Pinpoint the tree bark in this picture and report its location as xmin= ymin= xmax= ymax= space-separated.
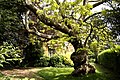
xmin=70 ymin=38 xmax=95 ymax=76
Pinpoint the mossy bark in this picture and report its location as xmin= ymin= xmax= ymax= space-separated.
xmin=70 ymin=39 xmax=95 ymax=76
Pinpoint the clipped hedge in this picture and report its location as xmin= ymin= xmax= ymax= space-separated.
xmin=98 ymin=45 xmax=120 ymax=73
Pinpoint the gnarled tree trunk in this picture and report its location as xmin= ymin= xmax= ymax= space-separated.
xmin=70 ymin=38 xmax=95 ymax=76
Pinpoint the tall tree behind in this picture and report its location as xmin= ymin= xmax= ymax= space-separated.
xmin=0 ymin=0 xmax=28 ymax=48
xmin=102 ymin=1 xmax=120 ymax=40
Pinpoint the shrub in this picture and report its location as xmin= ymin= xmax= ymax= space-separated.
xmin=98 ymin=45 xmax=120 ymax=73
xmin=49 ymin=54 xmax=73 ymax=67
xmin=34 ymin=56 xmax=50 ymax=67
xmin=49 ymin=54 xmax=64 ymax=67
xmin=0 ymin=42 xmax=22 ymax=67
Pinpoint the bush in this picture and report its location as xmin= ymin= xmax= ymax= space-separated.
xmin=0 ymin=42 xmax=22 ymax=68
xmin=98 ymin=45 xmax=120 ymax=73
xmin=49 ymin=54 xmax=64 ymax=67
xmin=49 ymin=54 xmax=73 ymax=67
xmin=34 ymin=56 xmax=50 ymax=67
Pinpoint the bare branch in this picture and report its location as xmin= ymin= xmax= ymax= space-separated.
xmin=83 ymin=12 xmax=101 ymax=22
xmin=55 ymin=0 xmax=60 ymax=5
xmin=93 ymin=0 xmax=108 ymax=8
xmin=25 ymin=10 xmax=34 ymax=33
xmin=83 ymin=0 xmax=89 ymax=5
xmin=63 ymin=0 xmax=66 ymax=3
xmin=24 ymin=10 xmax=59 ymax=40
xmin=84 ymin=23 xmax=93 ymax=47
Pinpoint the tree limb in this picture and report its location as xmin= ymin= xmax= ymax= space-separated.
xmin=83 ymin=12 xmax=101 ymax=22
xmin=55 ymin=0 xmax=60 ymax=5
xmin=84 ymin=23 xmax=93 ymax=47
xmin=83 ymin=0 xmax=88 ymax=5
xmin=25 ymin=1 xmax=73 ymax=36
xmin=93 ymin=0 xmax=109 ymax=8
xmin=24 ymin=10 xmax=59 ymax=40
xmin=83 ymin=0 xmax=110 ymax=22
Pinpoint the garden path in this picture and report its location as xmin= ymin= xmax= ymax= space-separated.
xmin=0 ymin=67 xmax=44 ymax=80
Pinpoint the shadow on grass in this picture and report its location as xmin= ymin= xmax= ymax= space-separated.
xmin=37 ymin=65 xmax=120 ymax=80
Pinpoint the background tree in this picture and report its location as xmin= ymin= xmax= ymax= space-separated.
xmin=0 ymin=0 xmax=29 ymax=48
xmin=102 ymin=1 xmax=120 ymax=41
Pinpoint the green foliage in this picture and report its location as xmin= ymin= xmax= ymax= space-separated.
xmin=101 ymin=2 xmax=120 ymax=39
xmin=0 ymin=0 xmax=28 ymax=47
xmin=63 ymin=56 xmax=73 ymax=67
xmin=90 ymin=40 xmax=98 ymax=52
xmin=98 ymin=45 xmax=120 ymax=73
xmin=49 ymin=54 xmax=73 ymax=67
xmin=49 ymin=54 xmax=65 ymax=67
xmin=34 ymin=56 xmax=50 ymax=67
xmin=0 ymin=42 xmax=22 ymax=67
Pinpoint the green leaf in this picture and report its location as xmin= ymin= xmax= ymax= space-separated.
xmin=1 ymin=48 xmax=6 ymax=54
xmin=0 ymin=54 xmax=5 ymax=60
xmin=36 ymin=10 xmax=43 ymax=15
xmin=102 ymin=10 xmax=107 ymax=15
xmin=0 ymin=64 xmax=3 ymax=67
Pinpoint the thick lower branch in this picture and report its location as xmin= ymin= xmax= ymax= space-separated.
xmin=25 ymin=2 xmax=73 ymax=36
xmin=24 ymin=10 xmax=59 ymax=40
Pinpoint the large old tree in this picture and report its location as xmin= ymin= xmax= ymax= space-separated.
xmin=22 ymin=0 xmax=114 ymax=76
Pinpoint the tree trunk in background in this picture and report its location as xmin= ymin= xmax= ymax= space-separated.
xmin=70 ymin=38 xmax=95 ymax=76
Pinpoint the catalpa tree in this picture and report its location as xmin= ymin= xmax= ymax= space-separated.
xmin=23 ymin=0 xmax=113 ymax=76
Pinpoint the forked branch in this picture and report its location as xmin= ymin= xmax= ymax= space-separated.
xmin=25 ymin=0 xmax=73 ymax=36
xmin=24 ymin=10 xmax=59 ymax=40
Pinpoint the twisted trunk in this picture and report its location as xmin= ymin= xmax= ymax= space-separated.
xmin=70 ymin=38 xmax=95 ymax=76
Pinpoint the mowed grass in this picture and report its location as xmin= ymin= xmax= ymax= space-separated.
xmin=37 ymin=64 xmax=120 ymax=80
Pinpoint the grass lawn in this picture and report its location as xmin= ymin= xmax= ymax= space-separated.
xmin=0 ymin=63 xmax=120 ymax=80
xmin=37 ymin=63 xmax=120 ymax=80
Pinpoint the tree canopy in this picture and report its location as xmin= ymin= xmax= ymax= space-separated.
xmin=22 ymin=0 xmax=118 ymax=48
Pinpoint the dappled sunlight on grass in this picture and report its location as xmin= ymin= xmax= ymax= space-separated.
xmin=1 ymin=65 xmax=120 ymax=80
xmin=37 ymin=65 xmax=120 ymax=80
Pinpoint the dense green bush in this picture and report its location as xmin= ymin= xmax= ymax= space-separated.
xmin=0 ymin=42 xmax=22 ymax=67
xmin=34 ymin=56 xmax=50 ymax=67
xmin=24 ymin=54 xmax=73 ymax=67
xmin=98 ymin=45 xmax=120 ymax=73
xmin=49 ymin=54 xmax=73 ymax=67
xmin=49 ymin=54 xmax=64 ymax=67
